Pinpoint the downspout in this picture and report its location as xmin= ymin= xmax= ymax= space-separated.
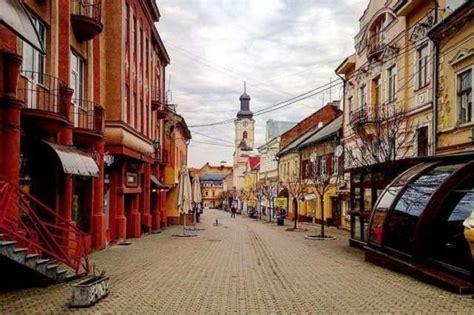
xmin=431 ymin=1 xmax=440 ymax=156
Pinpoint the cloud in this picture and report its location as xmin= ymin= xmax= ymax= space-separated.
xmin=157 ymin=0 xmax=367 ymax=167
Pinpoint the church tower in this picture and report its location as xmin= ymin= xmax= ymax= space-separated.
xmin=233 ymin=84 xmax=255 ymax=191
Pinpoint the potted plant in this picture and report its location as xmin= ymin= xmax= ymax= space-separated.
xmin=70 ymin=266 xmax=109 ymax=308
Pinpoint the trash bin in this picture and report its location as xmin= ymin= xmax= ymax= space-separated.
xmin=277 ymin=217 xmax=284 ymax=226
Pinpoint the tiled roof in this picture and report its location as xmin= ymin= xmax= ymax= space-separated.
xmin=200 ymin=173 xmax=228 ymax=182
xmin=298 ymin=116 xmax=342 ymax=148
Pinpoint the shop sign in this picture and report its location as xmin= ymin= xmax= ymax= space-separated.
xmin=275 ymin=197 xmax=287 ymax=207
xmin=126 ymin=172 xmax=138 ymax=187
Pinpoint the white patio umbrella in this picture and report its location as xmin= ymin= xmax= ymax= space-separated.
xmin=190 ymin=176 xmax=203 ymax=227
xmin=175 ymin=167 xmax=194 ymax=237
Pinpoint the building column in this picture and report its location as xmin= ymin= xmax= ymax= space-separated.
xmin=141 ymin=162 xmax=151 ymax=233
xmin=1 ymin=52 xmax=22 ymax=186
xmin=160 ymin=190 xmax=167 ymax=227
xmin=127 ymin=193 xmax=141 ymax=238
xmin=91 ymin=140 xmax=106 ymax=250
xmin=58 ymin=88 xmax=74 ymax=222
xmin=113 ymin=164 xmax=127 ymax=240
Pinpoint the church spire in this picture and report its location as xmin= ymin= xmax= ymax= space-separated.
xmin=237 ymin=81 xmax=252 ymax=119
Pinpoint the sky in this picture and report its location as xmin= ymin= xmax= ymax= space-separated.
xmin=156 ymin=0 xmax=368 ymax=168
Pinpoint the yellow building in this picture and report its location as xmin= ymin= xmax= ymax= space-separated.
xmin=336 ymin=0 xmax=466 ymax=246
xmin=428 ymin=2 xmax=474 ymax=154
xmin=298 ymin=116 xmax=343 ymax=227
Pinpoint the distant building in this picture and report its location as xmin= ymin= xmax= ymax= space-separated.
xmin=265 ymin=120 xmax=297 ymax=142
xmin=194 ymin=163 xmax=233 ymax=209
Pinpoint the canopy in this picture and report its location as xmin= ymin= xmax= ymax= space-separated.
xmin=43 ymin=141 xmax=99 ymax=177
xmin=177 ymin=167 xmax=193 ymax=215
xmin=0 ymin=0 xmax=45 ymax=53
xmin=192 ymin=175 xmax=202 ymax=204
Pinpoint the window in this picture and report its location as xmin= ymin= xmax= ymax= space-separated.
xmin=417 ymin=126 xmax=428 ymax=157
xmin=131 ymin=92 xmax=136 ymax=127
xmin=212 ymin=191 xmax=215 ymax=197
xmin=372 ymin=76 xmax=381 ymax=105
xmin=416 ymin=45 xmax=429 ymax=89
xmin=457 ymin=69 xmax=472 ymax=124
xmin=359 ymin=85 xmax=367 ymax=108
xmin=243 ymin=131 xmax=248 ymax=139
xmin=22 ymin=15 xmax=46 ymax=84
xmin=70 ymin=51 xmax=84 ymax=106
xmin=320 ymin=158 xmax=326 ymax=177
xmin=387 ymin=65 xmax=397 ymax=102
xmin=332 ymin=156 xmax=339 ymax=175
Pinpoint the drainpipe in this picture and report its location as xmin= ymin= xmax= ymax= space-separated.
xmin=431 ymin=1 xmax=440 ymax=156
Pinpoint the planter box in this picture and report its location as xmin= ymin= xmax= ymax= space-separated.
xmin=70 ymin=276 xmax=110 ymax=308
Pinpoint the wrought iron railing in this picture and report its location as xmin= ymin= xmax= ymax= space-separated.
xmin=71 ymin=0 xmax=102 ymax=23
xmin=17 ymin=70 xmax=69 ymax=117
xmin=72 ymin=99 xmax=104 ymax=133
xmin=0 ymin=176 xmax=90 ymax=276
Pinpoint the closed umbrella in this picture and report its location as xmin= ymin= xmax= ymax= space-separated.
xmin=175 ymin=167 xmax=194 ymax=237
xmin=190 ymin=176 xmax=203 ymax=228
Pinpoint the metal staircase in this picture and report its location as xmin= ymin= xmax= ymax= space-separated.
xmin=0 ymin=176 xmax=90 ymax=284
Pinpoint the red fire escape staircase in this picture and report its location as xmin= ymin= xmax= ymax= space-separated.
xmin=0 ymin=176 xmax=90 ymax=283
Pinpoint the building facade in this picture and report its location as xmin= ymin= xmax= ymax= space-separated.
xmin=0 ymin=1 xmax=184 ymax=258
xmin=163 ymin=107 xmax=191 ymax=225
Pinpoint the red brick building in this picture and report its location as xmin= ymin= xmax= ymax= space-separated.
xmin=0 ymin=0 xmax=173 ymax=257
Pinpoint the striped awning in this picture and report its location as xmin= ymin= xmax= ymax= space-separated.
xmin=43 ymin=141 xmax=99 ymax=177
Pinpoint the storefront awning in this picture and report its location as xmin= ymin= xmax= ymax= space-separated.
xmin=151 ymin=175 xmax=169 ymax=190
xmin=43 ymin=141 xmax=99 ymax=177
xmin=0 ymin=0 xmax=45 ymax=53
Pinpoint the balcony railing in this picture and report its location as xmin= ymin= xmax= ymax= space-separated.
xmin=72 ymin=99 xmax=104 ymax=134
xmin=17 ymin=70 xmax=69 ymax=117
xmin=71 ymin=0 xmax=101 ymax=23
xmin=350 ymin=105 xmax=382 ymax=127
xmin=367 ymin=40 xmax=385 ymax=59
xmin=70 ymin=0 xmax=103 ymax=41
xmin=151 ymin=90 xmax=162 ymax=111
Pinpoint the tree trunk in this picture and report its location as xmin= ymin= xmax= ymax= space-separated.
xmin=320 ymin=197 xmax=325 ymax=237
xmin=294 ymin=200 xmax=298 ymax=230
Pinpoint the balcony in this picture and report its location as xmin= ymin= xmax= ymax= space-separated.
xmin=151 ymin=90 xmax=162 ymax=111
xmin=72 ymin=99 xmax=104 ymax=135
xmin=70 ymin=0 xmax=103 ymax=42
xmin=367 ymin=41 xmax=385 ymax=60
xmin=17 ymin=71 xmax=72 ymax=130
xmin=350 ymin=106 xmax=368 ymax=127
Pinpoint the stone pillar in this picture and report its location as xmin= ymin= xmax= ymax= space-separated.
xmin=141 ymin=162 xmax=152 ymax=233
xmin=1 ymin=52 xmax=22 ymax=185
xmin=91 ymin=140 xmax=106 ymax=250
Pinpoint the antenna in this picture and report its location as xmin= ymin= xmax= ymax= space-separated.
xmin=166 ymin=75 xmax=172 ymax=104
xmin=329 ymin=77 xmax=332 ymax=102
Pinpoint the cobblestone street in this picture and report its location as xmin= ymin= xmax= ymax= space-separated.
xmin=1 ymin=209 xmax=473 ymax=314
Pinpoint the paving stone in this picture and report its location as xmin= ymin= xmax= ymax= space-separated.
xmin=0 ymin=210 xmax=473 ymax=314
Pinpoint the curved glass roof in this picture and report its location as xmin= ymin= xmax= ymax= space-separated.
xmin=368 ymin=160 xmax=474 ymax=269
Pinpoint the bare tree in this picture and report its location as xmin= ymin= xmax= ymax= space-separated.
xmin=306 ymin=152 xmax=343 ymax=238
xmin=284 ymin=172 xmax=309 ymax=230
xmin=258 ymin=181 xmax=278 ymax=222
xmin=345 ymin=102 xmax=417 ymax=180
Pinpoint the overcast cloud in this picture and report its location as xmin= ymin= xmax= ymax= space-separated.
xmin=156 ymin=0 xmax=367 ymax=168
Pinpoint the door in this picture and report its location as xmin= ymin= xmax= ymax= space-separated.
xmin=331 ymin=197 xmax=341 ymax=227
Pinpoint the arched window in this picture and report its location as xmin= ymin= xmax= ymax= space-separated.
xmin=243 ymin=131 xmax=248 ymax=139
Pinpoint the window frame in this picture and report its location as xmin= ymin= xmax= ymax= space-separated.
xmin=456 ymin=67 xmax=473 ymax=124
xmin=387 ymin=64 xmax=397 ymax=102
xmin=22 ymin=14 xmax=46 ymax=84
xmin=415 ymin=44 xmax=430 ymax=90
xmin=70 ymin=50 xmax=85 ymax=107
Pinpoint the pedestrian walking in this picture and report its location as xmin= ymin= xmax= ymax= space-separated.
xmin=231 ymin=199 xmax=238 ymax=218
